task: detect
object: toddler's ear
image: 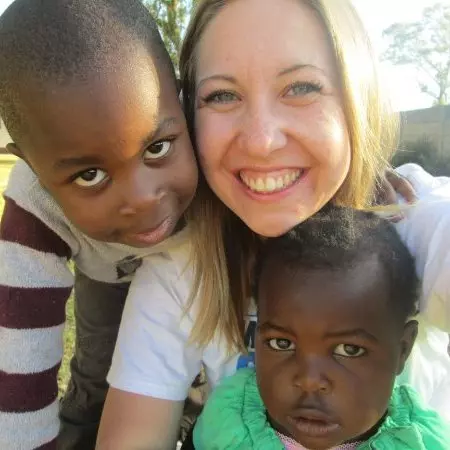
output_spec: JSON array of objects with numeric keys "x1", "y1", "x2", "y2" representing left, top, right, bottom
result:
[{"x1": 396, "y1": 320, "x2": 418, "y2": 375}]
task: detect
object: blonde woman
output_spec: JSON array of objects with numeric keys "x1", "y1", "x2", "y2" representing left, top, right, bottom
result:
[{"x1": 97, "y1": 1, "x2": 450, "y2": 448}]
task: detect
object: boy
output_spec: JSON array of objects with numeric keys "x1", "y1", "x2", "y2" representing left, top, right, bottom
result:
[
  {"x1": 191, "y1": 206, "x2": 450, "y2": 449},
  {"x1": 0, "y1": 0, "x2": 198, "y2": 448}
]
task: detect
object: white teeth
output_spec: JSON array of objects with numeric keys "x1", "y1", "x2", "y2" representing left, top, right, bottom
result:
[
  {"x1": 256, "y1": 178, "x2": 265, "y2": 191},
  {"x1": 240, "y1": 170, "x2": 302, "y2": 194},
  {"x1": 265, "y1": 177, "x2": 277, "y2": 192}
]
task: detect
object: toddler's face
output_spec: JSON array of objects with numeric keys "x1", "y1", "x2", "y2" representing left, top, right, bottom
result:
[
  {"x1": 255, "y1": 257, "x2": 416, "y2": 449},
  {"x1": 11, "y1": 46, "x2": 198, "y2": 247}
]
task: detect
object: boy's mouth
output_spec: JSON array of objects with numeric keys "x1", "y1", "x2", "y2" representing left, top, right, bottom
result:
[{"x1": 126, "y1": 216, "x2": 175, "y2": 247}]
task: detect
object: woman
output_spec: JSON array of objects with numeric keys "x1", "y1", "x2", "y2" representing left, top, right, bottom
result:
[{"x1": 97, "y1": 1, "x2": 450, "y2": 448}]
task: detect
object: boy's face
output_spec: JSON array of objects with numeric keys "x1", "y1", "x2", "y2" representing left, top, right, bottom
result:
[
  {"x1": 9, "y1": 47, "x2": 198, "y2": 247},
  {"x1": 255, "y1": 256, "x2": 416, "y2": 450}
]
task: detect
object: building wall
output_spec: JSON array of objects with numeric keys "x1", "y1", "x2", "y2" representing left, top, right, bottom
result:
[{"x1": 400, "y1": 105, "x2": 450, "y2": 155}]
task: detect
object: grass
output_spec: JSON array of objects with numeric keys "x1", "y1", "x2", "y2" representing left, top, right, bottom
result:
[
  {"x1": 0, "y1": 154, "x2": 16, "y2": 213},
  {"x1": 0, "y1": 154, "x2": 75, "y2": 395},
  {"x1": 58, "y1": 293, "x2": 75, "y2": 396}
]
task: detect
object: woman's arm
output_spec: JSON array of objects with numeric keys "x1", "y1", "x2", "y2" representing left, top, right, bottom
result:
[
  {"x1": 96, "y1": 388, "x2": 184, "y2": 450},
  {"x1": 97, "y1": 245, "x2": 203, "y2": 448}
]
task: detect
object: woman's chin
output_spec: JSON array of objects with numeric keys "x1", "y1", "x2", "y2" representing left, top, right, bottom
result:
[{"x1": 242, "y1": 216, "x2": 305, "y2": 237}]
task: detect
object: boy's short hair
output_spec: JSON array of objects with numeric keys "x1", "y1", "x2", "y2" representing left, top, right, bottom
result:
[
  {"x1": 0, "y1": 0, "x2": 174, "y2": 142},
  {"x1": 254, "y1": 205, "x2": 419, "y2": 322}
]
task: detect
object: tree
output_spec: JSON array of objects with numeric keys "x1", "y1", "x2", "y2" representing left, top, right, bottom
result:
[
  {"x1": 383, "y1": 3, "x2": 450, "y2": 105},
  {"x1": 144, "y1": 0, "x2": 199, "y2": 71}
]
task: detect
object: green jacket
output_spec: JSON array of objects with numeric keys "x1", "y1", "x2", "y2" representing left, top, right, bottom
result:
[{"x1": 193, "y1": 368, "x2": 450, "y2": 449}]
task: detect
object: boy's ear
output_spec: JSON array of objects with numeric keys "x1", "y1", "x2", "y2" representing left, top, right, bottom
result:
[
  {"x1": 396, "y1": 320, "x2": 418, "y2": 375},
  {"x1": 6, "y1": 142, "x2": 25, "y2": 160}
]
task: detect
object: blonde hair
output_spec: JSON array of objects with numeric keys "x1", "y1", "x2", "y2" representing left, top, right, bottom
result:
[{"x1": 180, "y1": 0, "x2": 399, "y2": 352}]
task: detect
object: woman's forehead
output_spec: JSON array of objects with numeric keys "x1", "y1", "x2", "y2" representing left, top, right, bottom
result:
[{"x1": 195, "y1": 0, "x2": 337, "y2": 82}]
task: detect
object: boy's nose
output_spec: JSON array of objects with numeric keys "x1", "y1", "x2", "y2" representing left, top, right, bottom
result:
[
  {"x1": 118, "y1": 169, "x2": 164, "y2": 216},
  {"x1": 292, "y1": 355, "x2": 332, "y2": 394}
]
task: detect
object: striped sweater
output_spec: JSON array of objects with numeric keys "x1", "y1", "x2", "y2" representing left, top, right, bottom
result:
[{"x1": 0, "y1": 160, "x2": 189, "y2": 450}]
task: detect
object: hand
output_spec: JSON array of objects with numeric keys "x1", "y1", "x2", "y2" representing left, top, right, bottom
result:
[
  {"x1": 375, "y1": 169, "x2": 417, "y2": 222},
  {"x1": 376, "y1": 168, "x2": 417, "y2": 205}
]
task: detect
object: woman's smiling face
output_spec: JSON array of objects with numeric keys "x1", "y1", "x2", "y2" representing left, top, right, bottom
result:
[{"x1": 194, "y1": 0, "x2": 351, "y2": 236}]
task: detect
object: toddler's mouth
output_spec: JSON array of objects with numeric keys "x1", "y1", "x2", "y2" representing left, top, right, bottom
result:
[{"x1": 288, "y1": 408, "x2": 340, "y2": 439}]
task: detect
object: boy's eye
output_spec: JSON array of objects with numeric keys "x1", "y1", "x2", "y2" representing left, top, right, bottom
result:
[
  {"x1": 74, "y1": 169, "x2": 108, "y2": 187},
  {"x1": 145, "y1": 140, "x2": 172, "y2": 160},
  {"x1": 267, "y1": 338, "x2": 296, "y2": 351},
  {"x1": 333, "y1": 344, "x2": 366, "y2": 358},
  {"x1": 203, "y1": 90, "x2": 239, "y2": 104},
  {"x1": 285, "y1": 81, "x2": 322, "y2": 97}
]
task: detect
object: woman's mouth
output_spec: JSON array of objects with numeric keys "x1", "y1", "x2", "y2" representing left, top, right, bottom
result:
[{"x1": 239, "y1": 169, "x2": 305, "y2": 194}]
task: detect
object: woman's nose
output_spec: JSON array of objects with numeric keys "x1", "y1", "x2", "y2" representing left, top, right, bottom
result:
[{"x1": 238, "y1": 103, "x2": 287, "y2": 158}]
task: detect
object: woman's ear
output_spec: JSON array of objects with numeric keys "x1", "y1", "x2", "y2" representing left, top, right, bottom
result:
[{"x1": 396, "y1": 320, "x2": 418, "y2": 375}]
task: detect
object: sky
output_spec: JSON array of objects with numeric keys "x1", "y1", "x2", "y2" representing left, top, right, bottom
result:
[{"x1": 0, "y1": 0, "x2": 448, "y2": 112}]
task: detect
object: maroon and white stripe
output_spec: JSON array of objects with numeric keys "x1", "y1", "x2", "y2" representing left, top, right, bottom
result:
[{"x1": 0, "y1": 196, "x2": 72, "y2": 449}]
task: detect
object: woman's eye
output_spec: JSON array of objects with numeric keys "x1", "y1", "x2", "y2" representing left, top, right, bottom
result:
[
  {"x1": 74, "y1": 169, "x2": 108, "y2": 187},
  {"x1": 203, "y1": 91, "x2": 239, "y2": 104},
  {"x1": 285, "y1": 82, "x2": 322, "y2": 97},
  {"x1": 267, "y1": 338, "x2": 296, "y2": 351},
  {"x1": 334, "y1": 344, "x2": 366, "y2": 358},
  {"x1": 145, "y1": 140, "x2": 172, "y2": 160}
]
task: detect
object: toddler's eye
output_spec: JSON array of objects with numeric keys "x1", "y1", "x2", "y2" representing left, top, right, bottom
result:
[
  {"x1": 74, "y1": 169, "x2": 107, "y2": 187},
  {"x1": 268, "y1": 338, "x2": 296, "y2": 351},
  {"x1": 145, "y1": 140, "x2": 172, "y2": 160},
  {"x1": 334, "y1": 344, "x2": 366, "y2": 358}
]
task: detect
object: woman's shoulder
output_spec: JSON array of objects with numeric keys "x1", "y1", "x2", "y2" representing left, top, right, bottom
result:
[
  {"x1": 394, "y1": 164, "x2": 450, "y2": 264},
  {"x1": 136, "y1": 228, "x2": 193, "y2": 282}
]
